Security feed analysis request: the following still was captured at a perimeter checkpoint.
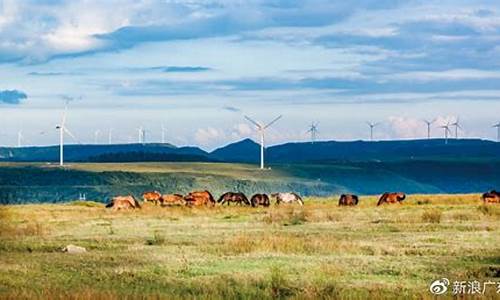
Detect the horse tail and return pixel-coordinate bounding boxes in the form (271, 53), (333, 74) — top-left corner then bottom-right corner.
(377, 193), (387, 206)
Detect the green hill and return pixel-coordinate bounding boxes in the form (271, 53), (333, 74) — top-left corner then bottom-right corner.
(0, 160), (498, 204)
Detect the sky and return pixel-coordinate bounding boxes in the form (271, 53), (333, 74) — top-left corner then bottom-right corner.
(1, 0), (500, 150)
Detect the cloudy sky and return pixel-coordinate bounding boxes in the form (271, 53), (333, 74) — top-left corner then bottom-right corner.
(1, 0), (500, 149)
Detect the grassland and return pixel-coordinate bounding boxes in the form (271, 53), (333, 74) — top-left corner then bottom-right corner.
(1, 194), (499, 299)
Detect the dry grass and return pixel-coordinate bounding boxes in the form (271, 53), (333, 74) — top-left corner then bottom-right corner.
(0, 193), (499, 299)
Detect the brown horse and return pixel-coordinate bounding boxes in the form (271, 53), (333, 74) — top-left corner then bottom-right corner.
(217, 192), (250, 206)
(106, 195), (141, 210)
(338, 194), (359, 206)
(143, 191), (162, 205)
(482, 190), (500, 203)
(161, 194), (185, 206)
(184, 190), (216, 207)
(250, 194), (270, 207)
(377, 192), (406, 206)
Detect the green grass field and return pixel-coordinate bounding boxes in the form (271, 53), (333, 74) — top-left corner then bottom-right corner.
(1, 194), (499, 299)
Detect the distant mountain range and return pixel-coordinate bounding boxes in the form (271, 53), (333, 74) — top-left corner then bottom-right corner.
(1, 138), (499, 163)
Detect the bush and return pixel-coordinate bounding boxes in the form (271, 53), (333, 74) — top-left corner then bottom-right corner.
(146, 231), (165, 245)
(478, 205), (500, 216)
(422, 210), (442, 223)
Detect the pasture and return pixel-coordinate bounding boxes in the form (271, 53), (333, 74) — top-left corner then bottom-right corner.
(1, 194), (499, 299)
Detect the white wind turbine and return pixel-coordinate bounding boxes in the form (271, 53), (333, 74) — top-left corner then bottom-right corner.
(56, 106), (78, 166)
(244, 115), (282, 169)
(137, 127), (145, 144)
(423, 119), (436, 139)
(17, 130), (24, 147)
(94, 129), (101, 144)
(161, 123), (166, 144)
(367, 122), (380, 141)
(440, 122), (452, 145)
(493, 122), (500, 142)
(108, 128), (113, 145)
(450, 117), (462, 139)
(307, 122), (319, 143)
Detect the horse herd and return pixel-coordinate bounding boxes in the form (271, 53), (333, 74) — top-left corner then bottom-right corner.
(104, 190), (499, 210)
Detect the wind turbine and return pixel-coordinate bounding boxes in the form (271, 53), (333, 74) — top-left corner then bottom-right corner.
(108, 128), (113, 145)
(137, 127), (145, 144)
(306, 122), (319, 143)
(161, 123), (166, 144)
(56, 106), (78, 166)
(94, 129), (101, 144)
(450, 117), (462, 139)
(423, 119), (436, 139)
(17, 130), (24, 147)
(493, 122), (500, 142)
(244, 115), (282, 169)
(367, 122), (380, 141)
(440, 122), (452, 144)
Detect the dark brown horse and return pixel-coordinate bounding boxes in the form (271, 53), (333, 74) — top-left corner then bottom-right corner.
(482, 190), (500, 203)
(250, 194), (270, 207)
(338, 194), (359, 206)
(377, 192), (406, 206)
(217, 192), (250, 206)
(184, 190), (216, 207)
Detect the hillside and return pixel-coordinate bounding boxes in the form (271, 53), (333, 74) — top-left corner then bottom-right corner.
(212, 138), (500, 163)
(2, 138), (499, 163)
(0, 160), (498, 204)
(0, 143), (210, 162)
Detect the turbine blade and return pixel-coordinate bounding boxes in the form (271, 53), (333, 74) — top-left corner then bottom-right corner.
(64, 127), (81, 144)
(244, 115), (261, 129)
(61, 106), (68, 126)
(264, 115), (282, 129)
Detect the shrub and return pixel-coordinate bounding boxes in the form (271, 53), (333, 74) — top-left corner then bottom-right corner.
(478, 205), (500, 216)
(268, 266), (294, 298)
(422, 210), (442, 223)
(146, 231), (165, 245)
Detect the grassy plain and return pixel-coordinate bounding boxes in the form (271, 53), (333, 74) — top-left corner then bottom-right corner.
(0, 194), (499, 299)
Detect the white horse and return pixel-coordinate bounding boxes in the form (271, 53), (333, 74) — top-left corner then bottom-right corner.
(271, 192), (304, 206)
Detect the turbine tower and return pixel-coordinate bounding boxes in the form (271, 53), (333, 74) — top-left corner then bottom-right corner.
(56, 106), (78, 166)
(367, 122), (380, 141)
(440, 122), (452, 145)
(94, 130), (101, 144)
(244, 115), (282, 169)
(137, 127), (145, 144)
(108, 128), (113, 145)
(17, 130), (24, 147)
(423, 119), (436, 139)
(307, 122), (319, 143)
(161, 123), (166, 144)
(493, 122), (500, 142)
(450, 117), (462, 139)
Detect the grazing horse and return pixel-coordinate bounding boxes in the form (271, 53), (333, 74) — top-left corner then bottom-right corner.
(161, 194), (185, 206)
(482, 190), (500, 203)
(338, 194), (359, 206)
(106, 195), (141, 210)
(218, 192), (250, 206)
(143, 191), (162, 205)
(184, 190), (216, 207)
(250, 194), (270, 207)
(271, 192), (304, 206)
(377, 192), (406, 206)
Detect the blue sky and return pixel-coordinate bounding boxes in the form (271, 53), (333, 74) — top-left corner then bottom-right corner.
(1, 0), (500, 149)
